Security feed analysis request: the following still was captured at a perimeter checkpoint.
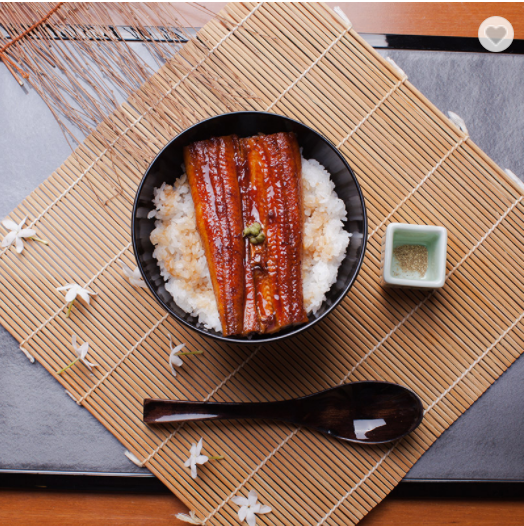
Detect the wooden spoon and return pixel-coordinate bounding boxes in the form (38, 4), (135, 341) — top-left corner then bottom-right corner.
(143, 381), (423, 444)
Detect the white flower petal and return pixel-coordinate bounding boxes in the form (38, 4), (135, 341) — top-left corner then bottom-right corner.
(195, 455), (208, 465)
(17, 216), (28, 229)
(118, 259), (133, 278)
(169, 344), (184, 374)
(175, 511), (204, 525)
(258, 505), (272, 514)
(170, 354), (183, 367)
(119, 260), (147, 288)
(77, 342), (89, 360)
(57, 284), (73, 292)
(82, 359), (99, 371)
(19, 228), (36, 238)
(15, 236), (24, 253)
(72, 334), (78, 350)
(246, 508), (257, 526)
(247, 490), (258, 506)
(64, 288), (78, 303)
(1, 231), (17, 247)
(232, 497), (250, 506)
(184, 458), (191, 468)
(130, 277), (147, 288)
(169, 335), (184, 352)
(195, 437), (203, 456)
(190, 462), (198, 479)
(78, 289), (91, 304)
(238, 505), (248, 522)
(2, 219), (19, 231)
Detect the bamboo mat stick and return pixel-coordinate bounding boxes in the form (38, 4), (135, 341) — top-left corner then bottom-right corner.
(0, 2), (523, 525)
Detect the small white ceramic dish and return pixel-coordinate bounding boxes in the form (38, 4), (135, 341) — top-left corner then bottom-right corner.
(382, 223), (447, 288)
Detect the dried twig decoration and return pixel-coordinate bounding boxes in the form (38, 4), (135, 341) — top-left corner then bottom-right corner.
(0, 2), (257, 207)
(0, 2), (203, 144)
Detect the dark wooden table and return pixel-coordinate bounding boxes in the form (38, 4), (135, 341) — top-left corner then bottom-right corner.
(1, 3), (523, 524)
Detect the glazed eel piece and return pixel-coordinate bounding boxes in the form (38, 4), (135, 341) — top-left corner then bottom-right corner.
(241, 135), (279, 333)
(184, 136), (245, 336)
(241, 132), (308, 333)
(235, 139), (260, 335)
(273, 132), (308, 326)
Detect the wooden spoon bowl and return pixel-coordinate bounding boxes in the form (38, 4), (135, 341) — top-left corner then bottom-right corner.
(144, 381), (423, 445)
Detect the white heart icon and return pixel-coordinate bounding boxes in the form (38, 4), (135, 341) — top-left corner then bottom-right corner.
(485, 25), (508, 45)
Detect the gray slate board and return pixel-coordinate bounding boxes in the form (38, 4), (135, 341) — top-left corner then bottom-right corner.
(0, 47), (523, 481)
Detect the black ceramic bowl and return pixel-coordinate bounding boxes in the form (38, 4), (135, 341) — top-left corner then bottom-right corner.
(132, 112), (367, 344)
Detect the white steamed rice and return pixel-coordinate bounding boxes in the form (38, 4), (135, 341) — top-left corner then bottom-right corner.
(149, 157), (351, 332)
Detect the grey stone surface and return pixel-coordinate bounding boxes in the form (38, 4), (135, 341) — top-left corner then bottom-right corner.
(379, 50), (524, 481)
(0, 48), (523, 480)
(381, 50), (524, 178)
(0, 60), (147, 474)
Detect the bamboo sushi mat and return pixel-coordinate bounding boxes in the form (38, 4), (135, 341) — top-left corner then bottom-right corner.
(2, 2), (524, 524)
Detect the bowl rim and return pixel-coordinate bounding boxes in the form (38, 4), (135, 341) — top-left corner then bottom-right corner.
(132, 111), (368, 344)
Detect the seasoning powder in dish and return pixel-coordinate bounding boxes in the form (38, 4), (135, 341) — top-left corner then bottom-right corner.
(391, 244), (428, 279)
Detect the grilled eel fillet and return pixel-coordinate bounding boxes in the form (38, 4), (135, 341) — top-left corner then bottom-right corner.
(184, 136), (245, 336)
(241, 132), (308, 333)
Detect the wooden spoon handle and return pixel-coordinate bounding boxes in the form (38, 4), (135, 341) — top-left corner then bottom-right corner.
(143, 398), (295, 425)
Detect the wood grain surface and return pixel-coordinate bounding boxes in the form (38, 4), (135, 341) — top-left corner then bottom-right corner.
(1, 489), (524, 526)
(100, 2), (524, 39)
(339, 2), (524, 39)
(24, 2), (524, 39)
(3, 2), (524, 526)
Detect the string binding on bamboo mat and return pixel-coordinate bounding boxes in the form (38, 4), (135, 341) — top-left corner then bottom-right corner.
(124, 450), (144, 467)
(200, 191), (524, 525)
(65, 390), (78, 402)
(333, 6), (351, 27)
(344, 194), (524, 383)
(18, 242), (132, 362)
(74, 312), (169, 405)
(447, 110), (469, 134)
(336, 76), (408, 150)
(426, 300), (524, 414)
(0, 2), (264, 263)
(133, 345), (263, 467)
(317, 446), (395, 525)
(368, 135), (470, 239)
(385, 57), (407, 78)
(4, 4), (523, 524)
(266, 25), (352, 111)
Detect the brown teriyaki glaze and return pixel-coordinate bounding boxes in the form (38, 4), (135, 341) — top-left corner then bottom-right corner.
(240, 131), (308, 333)
(184, 136), (245, 336)
(185, 131), (308, 336)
